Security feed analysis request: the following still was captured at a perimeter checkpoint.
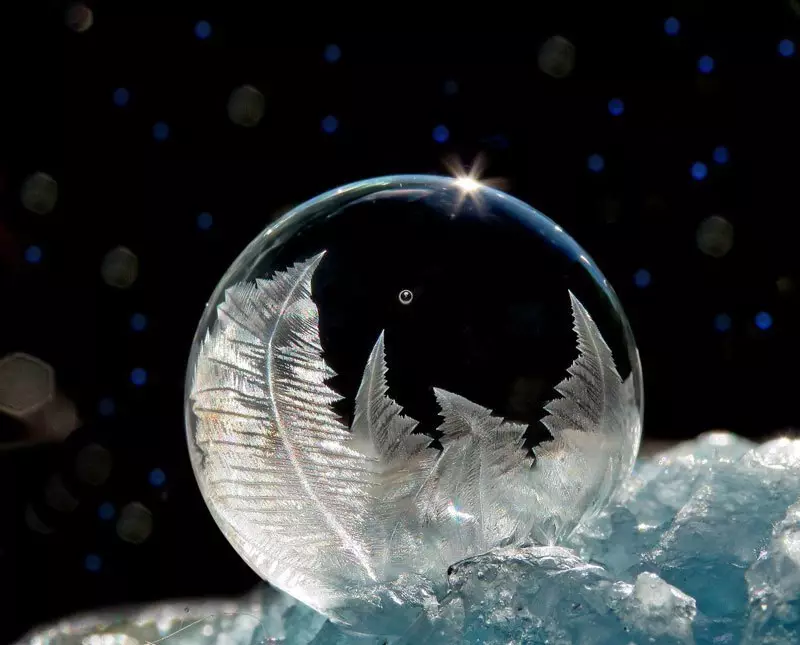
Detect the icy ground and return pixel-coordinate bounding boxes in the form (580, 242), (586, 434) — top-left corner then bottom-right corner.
(16, 432), (800, 645)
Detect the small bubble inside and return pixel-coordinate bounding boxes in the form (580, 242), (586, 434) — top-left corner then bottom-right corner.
(398, 289), (413, 305)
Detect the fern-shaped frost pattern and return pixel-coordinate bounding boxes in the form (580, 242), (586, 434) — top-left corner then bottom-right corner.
(350, 331), (438, 578)
(191, 253), (379, 612)
(350, 331), (430, 463)
(417, 389), (530, 566)
(533, 290), (634, 541)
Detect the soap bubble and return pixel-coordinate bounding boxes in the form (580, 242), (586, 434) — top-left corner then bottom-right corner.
(185, 174), (642, 634)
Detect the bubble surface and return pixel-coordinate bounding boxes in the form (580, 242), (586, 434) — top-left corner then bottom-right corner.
(185, 175), (642, 633)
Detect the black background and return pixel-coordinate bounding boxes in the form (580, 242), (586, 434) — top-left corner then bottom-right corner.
(1, 2), (799, 642)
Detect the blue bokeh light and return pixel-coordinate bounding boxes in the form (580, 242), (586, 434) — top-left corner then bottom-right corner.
(152, 122), (169, 141)
(131, 367), (147, 386)
(634, 269), (651, 288)
(324, 44), (341, 63)
(712, 146), (729, 164)
(197, 212), (213, 230)
(691, 161), (708, 180)
(587, 154), (605, 173)
(321, 115), (338, 134)
(98, 397), (115, 417)
(98, 503), (115, 521)
(664, 16), (680, 36)
(85, 554), (102, 572)
(432, 124), (449, 143)
(714, 313), (732, 332)
(779, 39), (796, 58)
(24, 245), (42, 264)
(194, 20), (211, 40)
(113, 88), (129, 107)
(755, 311), (773, 330)
(130, 313), (147, 332)
(149, 468), (166, 488)
(697, 55), (715, 74)
(608, 98), (625, 116)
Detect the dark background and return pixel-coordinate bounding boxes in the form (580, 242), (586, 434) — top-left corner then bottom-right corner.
(1, 2), (799, 642)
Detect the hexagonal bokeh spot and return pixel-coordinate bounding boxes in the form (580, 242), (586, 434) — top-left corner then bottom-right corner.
(0, 352), (55, 418)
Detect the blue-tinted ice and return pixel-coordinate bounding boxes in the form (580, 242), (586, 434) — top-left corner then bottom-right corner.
(15, 433), (800, 645)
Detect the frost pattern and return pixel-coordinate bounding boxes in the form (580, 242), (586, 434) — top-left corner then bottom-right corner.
(189, 256), (636, 618)
(191, 253), (378, 612)
(534, 291), (633, 541)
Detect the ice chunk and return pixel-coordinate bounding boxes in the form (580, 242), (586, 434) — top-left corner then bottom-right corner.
(570, 432), (758, 576)
(400, 545), (697, 644)
(742, 499), (800, 644)
(611, 572), (697, 644)
(13, 434), (800, 645)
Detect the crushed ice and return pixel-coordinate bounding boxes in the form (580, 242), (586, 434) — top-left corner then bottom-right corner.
(14, 433), (800, 645)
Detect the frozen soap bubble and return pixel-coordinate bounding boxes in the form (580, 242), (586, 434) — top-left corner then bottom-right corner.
(185, 174), (643, 634)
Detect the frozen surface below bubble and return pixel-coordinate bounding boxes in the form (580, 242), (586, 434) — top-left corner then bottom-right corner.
(14, 433), (800, 645)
